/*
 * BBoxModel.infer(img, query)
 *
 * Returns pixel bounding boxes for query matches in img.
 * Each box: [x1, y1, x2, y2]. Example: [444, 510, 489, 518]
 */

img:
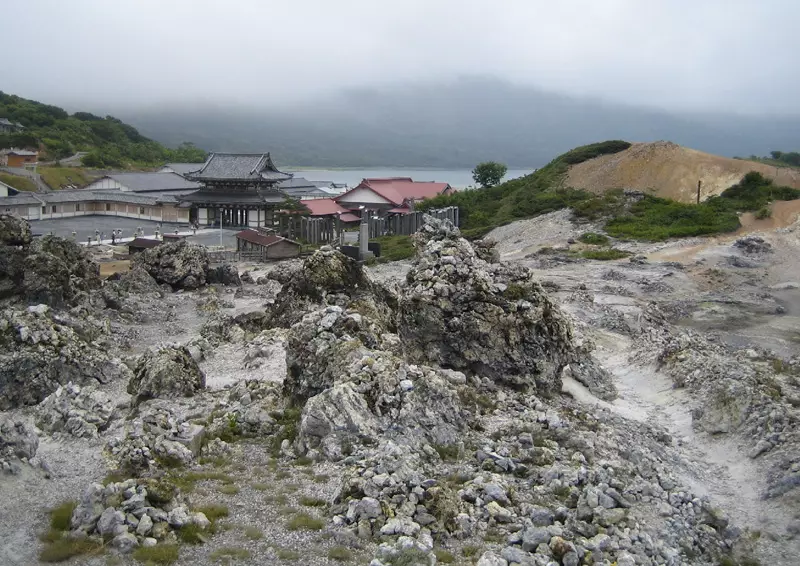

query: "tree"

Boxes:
[472, 161, 508, 188]
[770, 151, 783, 160]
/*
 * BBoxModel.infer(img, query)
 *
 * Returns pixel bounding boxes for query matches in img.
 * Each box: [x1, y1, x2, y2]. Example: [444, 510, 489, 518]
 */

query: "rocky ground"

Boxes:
[0, 211, 798, 566]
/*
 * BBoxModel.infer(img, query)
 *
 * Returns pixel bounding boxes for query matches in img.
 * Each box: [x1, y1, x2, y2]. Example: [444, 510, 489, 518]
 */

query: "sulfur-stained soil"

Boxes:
[566, 141, 800, 203]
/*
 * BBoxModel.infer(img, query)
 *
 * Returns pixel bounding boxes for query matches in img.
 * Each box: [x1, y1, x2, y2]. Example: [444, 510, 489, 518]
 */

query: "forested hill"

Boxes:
[0, 91, 206, 168]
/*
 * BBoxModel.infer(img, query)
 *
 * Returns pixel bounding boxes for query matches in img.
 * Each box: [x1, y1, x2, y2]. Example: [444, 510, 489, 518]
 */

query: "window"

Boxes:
[139, 207, 145, 215]
[105, 203, 111, 211]
[4, 208, 10, 213]
[41, 206, 46, 214]
[75, 203, 81, 212]
[51, 205, 57, 213]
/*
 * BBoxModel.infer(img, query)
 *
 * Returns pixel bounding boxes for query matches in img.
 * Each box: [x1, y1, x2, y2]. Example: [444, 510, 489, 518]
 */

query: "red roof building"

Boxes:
[234, 229, 301, 259]
[299, 198, 360, 223]
[335, 178, 452, 214]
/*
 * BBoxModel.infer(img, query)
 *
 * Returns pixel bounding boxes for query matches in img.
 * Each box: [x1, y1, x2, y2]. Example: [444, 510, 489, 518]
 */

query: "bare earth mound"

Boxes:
[566, 141, 800, 203]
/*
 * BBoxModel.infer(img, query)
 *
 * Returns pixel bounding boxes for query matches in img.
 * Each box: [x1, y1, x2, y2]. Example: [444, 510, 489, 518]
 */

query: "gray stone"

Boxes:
[97, 507, 125, 537]
[477, 551, 509, 566]
[128, 345, 205, 405]
[136, 514, 153, 536]
[111, 532, 139, 553]
[167, 506, 190, 528]
[522, 527, 551, 552]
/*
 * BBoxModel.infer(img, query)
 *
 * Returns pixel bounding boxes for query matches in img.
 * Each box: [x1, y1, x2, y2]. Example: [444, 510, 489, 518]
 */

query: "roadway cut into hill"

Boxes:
[566, 141, 800, 203]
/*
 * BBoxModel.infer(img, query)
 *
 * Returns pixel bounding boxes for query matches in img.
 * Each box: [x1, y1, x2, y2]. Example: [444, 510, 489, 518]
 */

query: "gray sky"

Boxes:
[3, 0, 798, 114]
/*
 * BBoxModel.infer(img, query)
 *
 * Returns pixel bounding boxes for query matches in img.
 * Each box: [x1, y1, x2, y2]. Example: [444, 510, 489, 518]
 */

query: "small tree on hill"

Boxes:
[472, 161, 508, 188]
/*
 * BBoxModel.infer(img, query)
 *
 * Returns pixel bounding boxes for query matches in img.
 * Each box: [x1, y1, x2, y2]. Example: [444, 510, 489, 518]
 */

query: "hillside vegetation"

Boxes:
[0, 91, 206, 168]
[0, 172, 37, 192]
[420, 141, 800, 241]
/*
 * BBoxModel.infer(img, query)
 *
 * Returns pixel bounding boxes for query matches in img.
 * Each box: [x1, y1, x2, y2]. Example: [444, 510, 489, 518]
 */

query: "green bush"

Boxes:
[755, 206, 771, 219]
[328, 546, 354, 562]
[39, 538, 103, 563]
[286, 512, 324, 531]
[578, 232, 609, 245]
[558, 140, 631, 165]
[374, 235, 415, 262]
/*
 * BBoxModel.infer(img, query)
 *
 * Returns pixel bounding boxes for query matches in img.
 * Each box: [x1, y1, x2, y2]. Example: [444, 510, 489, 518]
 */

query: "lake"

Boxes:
[285, 168, 534, 190]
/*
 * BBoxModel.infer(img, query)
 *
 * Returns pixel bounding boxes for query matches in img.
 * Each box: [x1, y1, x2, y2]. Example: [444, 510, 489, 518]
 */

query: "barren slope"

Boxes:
[566, 141, 800, 202]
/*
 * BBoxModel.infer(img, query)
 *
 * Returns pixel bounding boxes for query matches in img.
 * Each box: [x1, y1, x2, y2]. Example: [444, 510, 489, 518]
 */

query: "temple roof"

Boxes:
[186, 153, 292, 183]
[178, 188, 287, 206]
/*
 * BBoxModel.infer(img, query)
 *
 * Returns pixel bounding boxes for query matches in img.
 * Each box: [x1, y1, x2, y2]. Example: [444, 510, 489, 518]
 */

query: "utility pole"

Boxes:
[697, 180, 702, 204]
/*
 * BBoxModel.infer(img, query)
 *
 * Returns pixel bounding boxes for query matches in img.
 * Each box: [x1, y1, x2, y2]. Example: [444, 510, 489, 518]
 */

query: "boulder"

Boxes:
[128, 345, 205, 405]
[133, 240, 209, 289]
[733, 235, 772, 254]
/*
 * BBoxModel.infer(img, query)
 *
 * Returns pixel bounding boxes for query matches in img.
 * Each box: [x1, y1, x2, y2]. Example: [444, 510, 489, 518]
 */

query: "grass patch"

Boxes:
[385, 547, 434, 566]
[275, 547, 300, 560]
[293, 456, 313, 466]
[39, 537, 103, 563]
[244, 526, 264, 540]
[251, 482, 270, 491]
[432, 443, 460, 462]
[578, 232, 609, 245]
[217, 484, 240, 495]
[755, 206, 771, 219]
[196, 504, 230, 523]
[328, 546, 354, 561]
[286, 512, 324, 531]
[177, 524, 208, 544]
[0, 172, 37, 192]
[275, 470, 291, 480]
[462, 545, 481, 557]
[38, 166, 92, 189]
[312, 474, 330, 483]
[169, 471, 234, 493]
[434, 549, 456, 563]
[580, 248, 631, 260]
[265, 493, 289, 505]
[132, 544, 180, 565]
[49, 501, 77, 531]
[209, 547, 251, 562]
[373, 235, 415, 262]
[299, 496, 327, 507]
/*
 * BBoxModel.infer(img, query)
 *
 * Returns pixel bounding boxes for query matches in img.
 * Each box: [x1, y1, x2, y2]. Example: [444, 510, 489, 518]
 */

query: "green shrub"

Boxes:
[578, 232, 609, 245]
[269, 406, 303, 456]
[196, 504, 229, 523]
[244, 526, 264, 540]
[132, 544, 180, 565]
[432, 443, 460, 462]
[374, 235, 415, 262]
[386, 547, 434, 565]
[558, 140, 632, 165]
[755, 206, 771, 219]
[275, 547, 300, 560]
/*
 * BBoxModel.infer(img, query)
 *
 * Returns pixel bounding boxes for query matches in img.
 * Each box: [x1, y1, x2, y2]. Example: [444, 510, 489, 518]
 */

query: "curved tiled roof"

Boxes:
[187, 153, 292, 182]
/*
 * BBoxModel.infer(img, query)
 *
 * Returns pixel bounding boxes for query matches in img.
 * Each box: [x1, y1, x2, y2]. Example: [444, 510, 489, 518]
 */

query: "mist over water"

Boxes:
[288, 168, 534, 189]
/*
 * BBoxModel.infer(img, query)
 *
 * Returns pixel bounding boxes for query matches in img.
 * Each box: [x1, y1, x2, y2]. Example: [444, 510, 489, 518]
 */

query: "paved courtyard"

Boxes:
[30, 216, 239, 248]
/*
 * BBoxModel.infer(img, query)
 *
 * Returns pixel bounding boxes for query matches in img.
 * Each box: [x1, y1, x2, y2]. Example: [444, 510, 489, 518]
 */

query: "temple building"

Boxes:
[181, 153, 292, 227]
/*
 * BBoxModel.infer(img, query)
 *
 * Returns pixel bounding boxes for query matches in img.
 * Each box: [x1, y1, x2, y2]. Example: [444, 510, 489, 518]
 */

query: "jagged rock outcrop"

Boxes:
[287, 306, 468, 460]
[0, 416, 38, 471]
[0, 305, 132, 409]
[0, 213, 31, 246]
[99, 266, 163, 312]
[206, 264, 241, 286]
[733, 235, 772, 255]
[132, 240, 209, 290]
[128, 345, 205, 405]
[0, 216, 100, 306]
[397, 219, 576, 396]
[36, 382, 118, 438]
[265, 246, 396, 329]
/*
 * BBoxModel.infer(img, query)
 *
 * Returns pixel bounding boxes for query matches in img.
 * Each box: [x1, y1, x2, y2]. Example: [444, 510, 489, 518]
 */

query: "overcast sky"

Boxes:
[3, 0, 798, 114]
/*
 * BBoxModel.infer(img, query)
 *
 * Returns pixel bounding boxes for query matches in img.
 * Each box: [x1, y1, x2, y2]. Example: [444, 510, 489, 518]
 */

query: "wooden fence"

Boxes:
[368, 207, 459, 238]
